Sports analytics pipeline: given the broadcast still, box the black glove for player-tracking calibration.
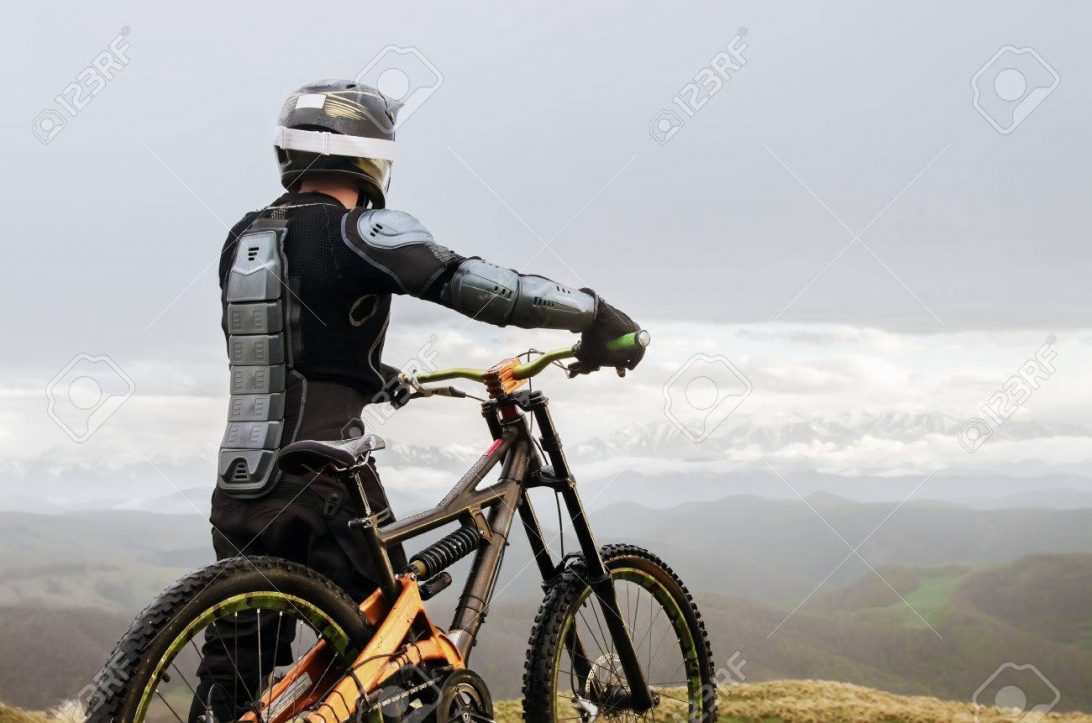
[378,363,414,409]
[568,290,645,376]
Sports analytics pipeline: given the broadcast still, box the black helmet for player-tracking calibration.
[274,80,398,208]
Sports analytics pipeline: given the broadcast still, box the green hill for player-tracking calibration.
[3,503,1092,713]
[0,606,131,711]
[956,554,1092,649]
[695,554,1092,712]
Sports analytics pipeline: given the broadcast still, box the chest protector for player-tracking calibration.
[217,216,291,498]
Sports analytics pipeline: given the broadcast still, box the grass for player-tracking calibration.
[0,707,43,723]
[18,680,1092,722]
[490,681,1092,723]
[715,680,1092,723]
[0,704,79,723]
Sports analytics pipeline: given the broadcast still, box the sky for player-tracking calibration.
[2,1,1089,511]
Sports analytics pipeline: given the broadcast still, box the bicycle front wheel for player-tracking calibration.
[86,556,371,723]
[522,544,716,723]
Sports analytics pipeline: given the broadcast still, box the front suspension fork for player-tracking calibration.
[524,393,656,712]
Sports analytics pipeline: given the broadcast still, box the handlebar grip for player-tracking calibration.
[604,330,651,352]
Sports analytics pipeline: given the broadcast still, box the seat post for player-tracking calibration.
[349,464,374,517]
[347,507,399,604]
[339,459,398,601]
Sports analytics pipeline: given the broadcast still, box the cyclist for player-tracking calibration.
[192,79,644,720]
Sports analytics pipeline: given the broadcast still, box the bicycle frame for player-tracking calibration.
[245,388,655,722]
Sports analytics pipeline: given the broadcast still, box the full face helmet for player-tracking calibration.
[274,80,398,208]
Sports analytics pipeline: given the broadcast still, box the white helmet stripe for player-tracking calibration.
[274,126,397,161]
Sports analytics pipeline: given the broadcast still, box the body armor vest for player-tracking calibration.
[217,216,290,497]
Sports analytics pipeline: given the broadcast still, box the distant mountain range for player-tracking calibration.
[6,493,1092,613]
[567,411,1091,462]
[9,409,1091,516]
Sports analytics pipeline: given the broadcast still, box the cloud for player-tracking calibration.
[4,321,1090,510]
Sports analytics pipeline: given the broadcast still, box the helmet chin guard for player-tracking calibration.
[275,80,398,208]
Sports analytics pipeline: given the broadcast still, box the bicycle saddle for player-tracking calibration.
[276,434,386,475]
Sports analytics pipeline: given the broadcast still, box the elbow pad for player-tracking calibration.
[444,259,597,332]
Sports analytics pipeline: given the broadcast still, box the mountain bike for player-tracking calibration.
[88,331,716,723]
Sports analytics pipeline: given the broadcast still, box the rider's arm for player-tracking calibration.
[343,208,594,329]
[341,208,643,369]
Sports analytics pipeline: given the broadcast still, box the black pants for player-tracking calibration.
[189,463,405,721]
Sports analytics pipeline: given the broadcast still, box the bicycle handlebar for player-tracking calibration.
[407,330,650,387]
[603,330,651,353]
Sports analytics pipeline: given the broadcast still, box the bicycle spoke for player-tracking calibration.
[293,616,299,665]
[586,596,615,660]
[257,608,263,709]
[634,605,665,661]
[644,615,677,677]
[625,581,633,635]
[212,612,255,705]
[169,659,199,700]
[575,608,610,659]
[646,588,655,681]
[265,611,281,710]
[153,687,185,722]
[563,625,587,694]
[232,612,241,708]
[654,690,692,704]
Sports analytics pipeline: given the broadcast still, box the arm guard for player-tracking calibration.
[442,258,597,332]
[342,208,596,331]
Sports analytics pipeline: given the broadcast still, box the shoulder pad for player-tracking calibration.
[343,208,459,297]
[355,209,433,249]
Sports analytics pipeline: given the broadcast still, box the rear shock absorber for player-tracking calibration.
[408,525,482,580]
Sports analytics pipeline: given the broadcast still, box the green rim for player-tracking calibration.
[551,566,705,722]
[134,592,355,722]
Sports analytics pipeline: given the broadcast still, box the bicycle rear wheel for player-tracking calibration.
[522,544,716,723]
[86,556,371,723]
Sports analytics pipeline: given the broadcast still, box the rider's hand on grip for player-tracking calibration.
[568,291,645,376]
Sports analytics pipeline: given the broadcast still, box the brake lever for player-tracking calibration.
[565,362,627,378]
